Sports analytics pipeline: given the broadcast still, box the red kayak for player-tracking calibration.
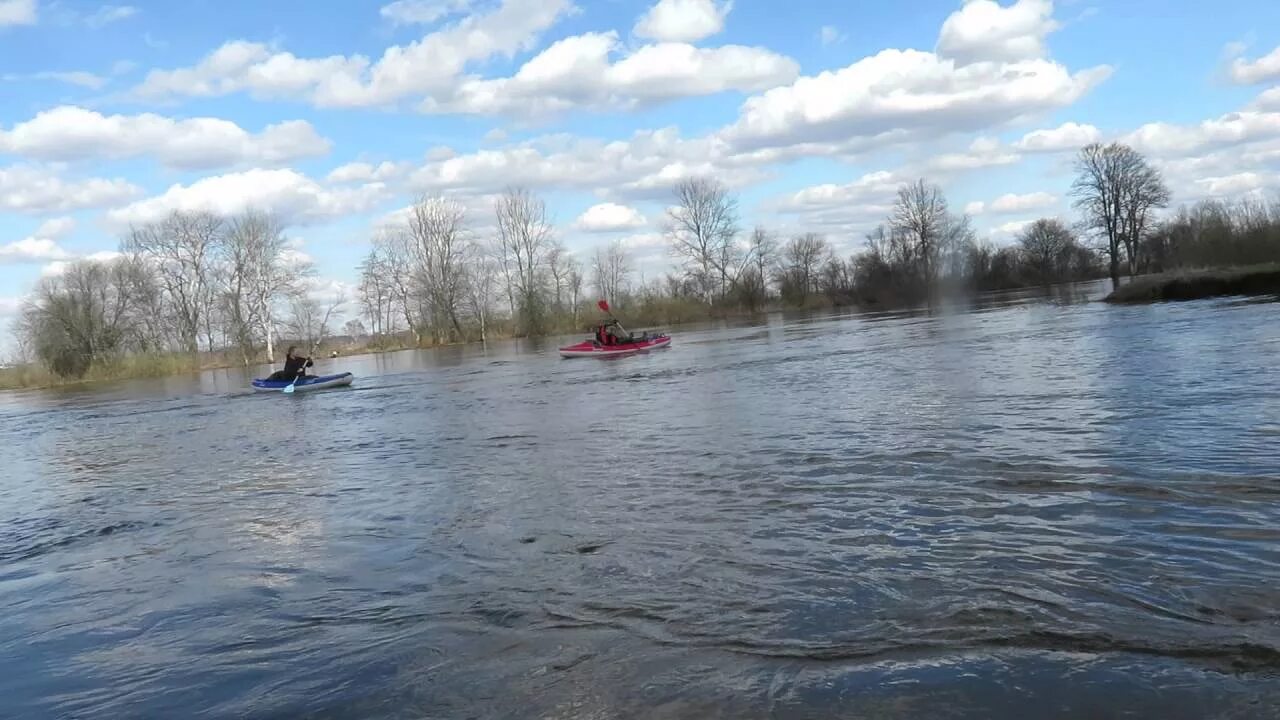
[559,333,672,358]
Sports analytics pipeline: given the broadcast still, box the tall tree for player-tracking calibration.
[591,240,632,306]
[407,195,469,343]
[1071,142,1170,286]
[664,177,741,302]
[494,187,554,335]
[1018,218,1075,283]
[780,233,831,303]
[123,210,223,354]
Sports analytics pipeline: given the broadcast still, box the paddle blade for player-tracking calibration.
[282,381,296,394]
[597,299,610,313]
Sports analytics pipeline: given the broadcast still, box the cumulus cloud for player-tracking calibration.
[936,0,1058,66]
[968,191,1057,215]
[1228,45,1280,85]
[104,168,393,228]
[380,0,473,25]
[573,202,647,232]
[771,170,907,231]
[325,161,410,183]
[1122,111,1280,158]
[0,106,331,170]
[1250,87,1280,112]
[133,0,574,108]
[421,31,799,116]
[0,0,36,27]
[0,164,142,214]
[1015,121,1101,152]
[0,217,77,265]
[633,0,731,43]
[723,51,1109,154]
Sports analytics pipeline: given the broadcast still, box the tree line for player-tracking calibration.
[15,211,345,378]
[13,141,1280,380]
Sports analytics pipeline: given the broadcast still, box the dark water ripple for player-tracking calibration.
[1,287,1280,718]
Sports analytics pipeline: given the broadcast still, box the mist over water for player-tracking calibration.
[2,281,1279,719]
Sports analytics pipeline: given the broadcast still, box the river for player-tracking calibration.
[2,282,1279,719]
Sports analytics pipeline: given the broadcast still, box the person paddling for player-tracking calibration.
[267,345,313,382]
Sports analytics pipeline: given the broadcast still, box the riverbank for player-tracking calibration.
[1103,264,1280,304]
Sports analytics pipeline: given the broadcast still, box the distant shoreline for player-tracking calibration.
[1104,264,1280,304]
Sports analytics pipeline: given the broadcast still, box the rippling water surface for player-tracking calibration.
[2,284,1280,719]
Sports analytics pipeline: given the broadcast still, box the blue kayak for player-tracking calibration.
[251,372,354,393]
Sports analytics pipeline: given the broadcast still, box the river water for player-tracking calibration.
[2,282,1279,719]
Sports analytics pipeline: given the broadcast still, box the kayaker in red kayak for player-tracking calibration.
[596,320,634,346]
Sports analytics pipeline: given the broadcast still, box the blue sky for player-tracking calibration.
[3,0,1280,352]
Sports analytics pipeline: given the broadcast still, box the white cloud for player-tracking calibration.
[1193,171,1279,198]
[573,202,647,232]
[0,0,36,27]
[1122,111,1280,158]
[936,0,1058,66]
[634,0,731,43]
[325,161,409,183]
[0,237,72,264]
[2,70,108,89]
[1250,87,1280,112]
[819,26,844,47]
[483,128,508,143]
[421,32,798,116]
[1015,121,1101,152]
[134,0,575,108]
[720,47,1110,154]
[0,164,142,214]
[991,218,1036,240]
[1229,45,1280,85]
[380,0,472,25]
[927,137,1021,172]
[86,4,137,28]
[105,168,393,228]
[969,191,1057,215]
[1,218,77,265]
[35,217,76,239]
[0,106,331,169]
[772,170,907,231]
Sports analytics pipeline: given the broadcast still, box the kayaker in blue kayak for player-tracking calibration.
[266,346,313,382]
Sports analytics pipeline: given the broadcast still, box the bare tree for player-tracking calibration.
[407,195,469,343]
[1071,142,1170,286]
[591,240,632,306]
[19,258,147,377]
[567,258,584,325]
[890,179,950,291]
[287,289,346,352]
[546,241,573,315]
[123,210,223,354]
[220,212,301,365]
[780,233,831,303]
[462,242,499,343]
[494,187,554,335]
[664,177,741,302]
[1019,218,1075,282]
[357,246,394,337]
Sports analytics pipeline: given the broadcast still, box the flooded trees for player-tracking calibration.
[779,233,831,305]
[591,240,631,307]
[18,258,147,378]
[407,196,469,343]
[123,211,223,354]
[1070,142,1170,286]
[665,177,741,303]
[494,187,555,336]
[220,212,301,365]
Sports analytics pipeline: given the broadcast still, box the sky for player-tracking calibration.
[3,0,1280,353]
